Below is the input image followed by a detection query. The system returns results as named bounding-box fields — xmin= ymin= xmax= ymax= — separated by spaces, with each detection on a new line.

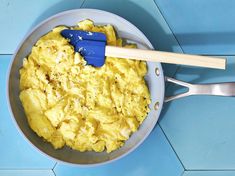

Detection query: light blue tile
xmin=0 ymin=170 xmax=54 ymax=176
xmin=82 ymin=0 xmax=182 ymax=76
xmin=54 ymin=126 xmax=184 ymax=176
xmin=0 ymin=0 xmax=84 ymax=54
xmin=160 ymin=56 xmax=235 ymax=169
xmin=0 ymin=55 xmax=55 ymax=169
xmin=155 ymin=0 xmax=235 ymax=55
xmin=183 ymin=171 xmax=235 ymax=176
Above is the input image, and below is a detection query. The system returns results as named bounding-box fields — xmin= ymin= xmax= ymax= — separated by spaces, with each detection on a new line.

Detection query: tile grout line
xmin=152 ymin=0 xmax=185 ymax=54
xmin=80 ymin=0 xmax=87 ymax=8
xmin=186 ymin=169 xmax=235 ymax=171
xmin=200 ymin=54 xmax=235 ymax=56
xmin=0 ymin=169 xmax=55 ymax=170
xmin=157 ymin=122 xmax=186 ymax=170
xmin=181 ymin=170 xmax=185 ymax=176
xmin=52 ymin=169 xmax=57 ymax=176
xmin=51 ymin=162 xmax=58 ymax=176
xmin=152 ymin=0 xmax=184 ymax=85
xmin=52 ymin=162 xmax=57 ymax=171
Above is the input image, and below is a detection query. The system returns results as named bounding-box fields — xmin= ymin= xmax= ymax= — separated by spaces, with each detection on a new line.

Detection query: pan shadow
xmin=172 ymin=63 xmax=235 ymax=83
xmin=176 ymin=32 xmax=235 ymax=46
xmin=167 ymin=32 xmax=235 ymax=55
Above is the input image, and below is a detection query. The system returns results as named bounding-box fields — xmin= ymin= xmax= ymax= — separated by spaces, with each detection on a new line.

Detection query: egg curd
xmin=19 ymin=20 xmax=151 ymax=153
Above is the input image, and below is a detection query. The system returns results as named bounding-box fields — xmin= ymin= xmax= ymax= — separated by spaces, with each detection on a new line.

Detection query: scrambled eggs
xmin=19 ymin=20 xmax=151 ymax=153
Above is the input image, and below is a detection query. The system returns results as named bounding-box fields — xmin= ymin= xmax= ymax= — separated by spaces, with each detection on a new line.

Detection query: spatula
xmin=61 ymin=29 xmax=226 ymax=69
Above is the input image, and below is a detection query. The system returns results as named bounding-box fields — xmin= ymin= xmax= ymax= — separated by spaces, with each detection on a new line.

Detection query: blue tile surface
xmin=54 ymin=126 xmax=184 ymax=176
xmin=0 ymin=0 xmax=84 ymax=54
xmin=2 ymin=0 xmax=235 ymax=175
xmin=154 ymin=0 xmax=235 ymax=55
xmin=183 ymin=171 xmax=235 ymax=176
xmin=160 ymin=56 xmax=235 ymax=169
xmin=0 ymin=170 xmax=54 ymax=176
xmin=0 ymin=55 xmax=55 ymax=169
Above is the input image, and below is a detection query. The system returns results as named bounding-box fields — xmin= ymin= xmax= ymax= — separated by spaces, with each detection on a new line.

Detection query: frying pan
xmin=7 ymin=9 xmax=235 ymax=166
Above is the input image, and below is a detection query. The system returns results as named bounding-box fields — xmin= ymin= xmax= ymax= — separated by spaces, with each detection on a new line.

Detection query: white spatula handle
xmin=105 ymin=46 xmax=226 ymax=69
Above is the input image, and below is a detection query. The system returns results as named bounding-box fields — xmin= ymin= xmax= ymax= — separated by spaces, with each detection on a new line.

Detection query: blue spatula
xmin=61 ymin=29 xmax=226 ymax=69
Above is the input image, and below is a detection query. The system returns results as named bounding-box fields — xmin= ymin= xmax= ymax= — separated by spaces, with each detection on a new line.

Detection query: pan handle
xmin=164 ymin=77 xmax=235 ymax=102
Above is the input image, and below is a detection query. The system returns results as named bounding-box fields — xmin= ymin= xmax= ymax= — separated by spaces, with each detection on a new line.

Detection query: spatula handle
xmin=105 ymin=46 xmax=226 ymax=69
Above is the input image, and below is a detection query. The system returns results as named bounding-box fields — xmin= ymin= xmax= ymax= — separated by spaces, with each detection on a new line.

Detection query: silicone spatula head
xmin=61 ymin=29 xmax=107 ymax=67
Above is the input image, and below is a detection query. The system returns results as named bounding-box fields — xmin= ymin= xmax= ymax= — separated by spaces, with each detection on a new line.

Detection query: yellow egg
xmin=19 ymin=20 xmax=151 ymax=153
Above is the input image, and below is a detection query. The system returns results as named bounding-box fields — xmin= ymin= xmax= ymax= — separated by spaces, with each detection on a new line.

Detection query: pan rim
xmin=7 ymin=8 xmax=165 ymax=166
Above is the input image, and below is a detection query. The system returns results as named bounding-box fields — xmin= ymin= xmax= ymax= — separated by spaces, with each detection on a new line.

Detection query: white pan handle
xmin=164 ymin=77 xmax=235 ymax=102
